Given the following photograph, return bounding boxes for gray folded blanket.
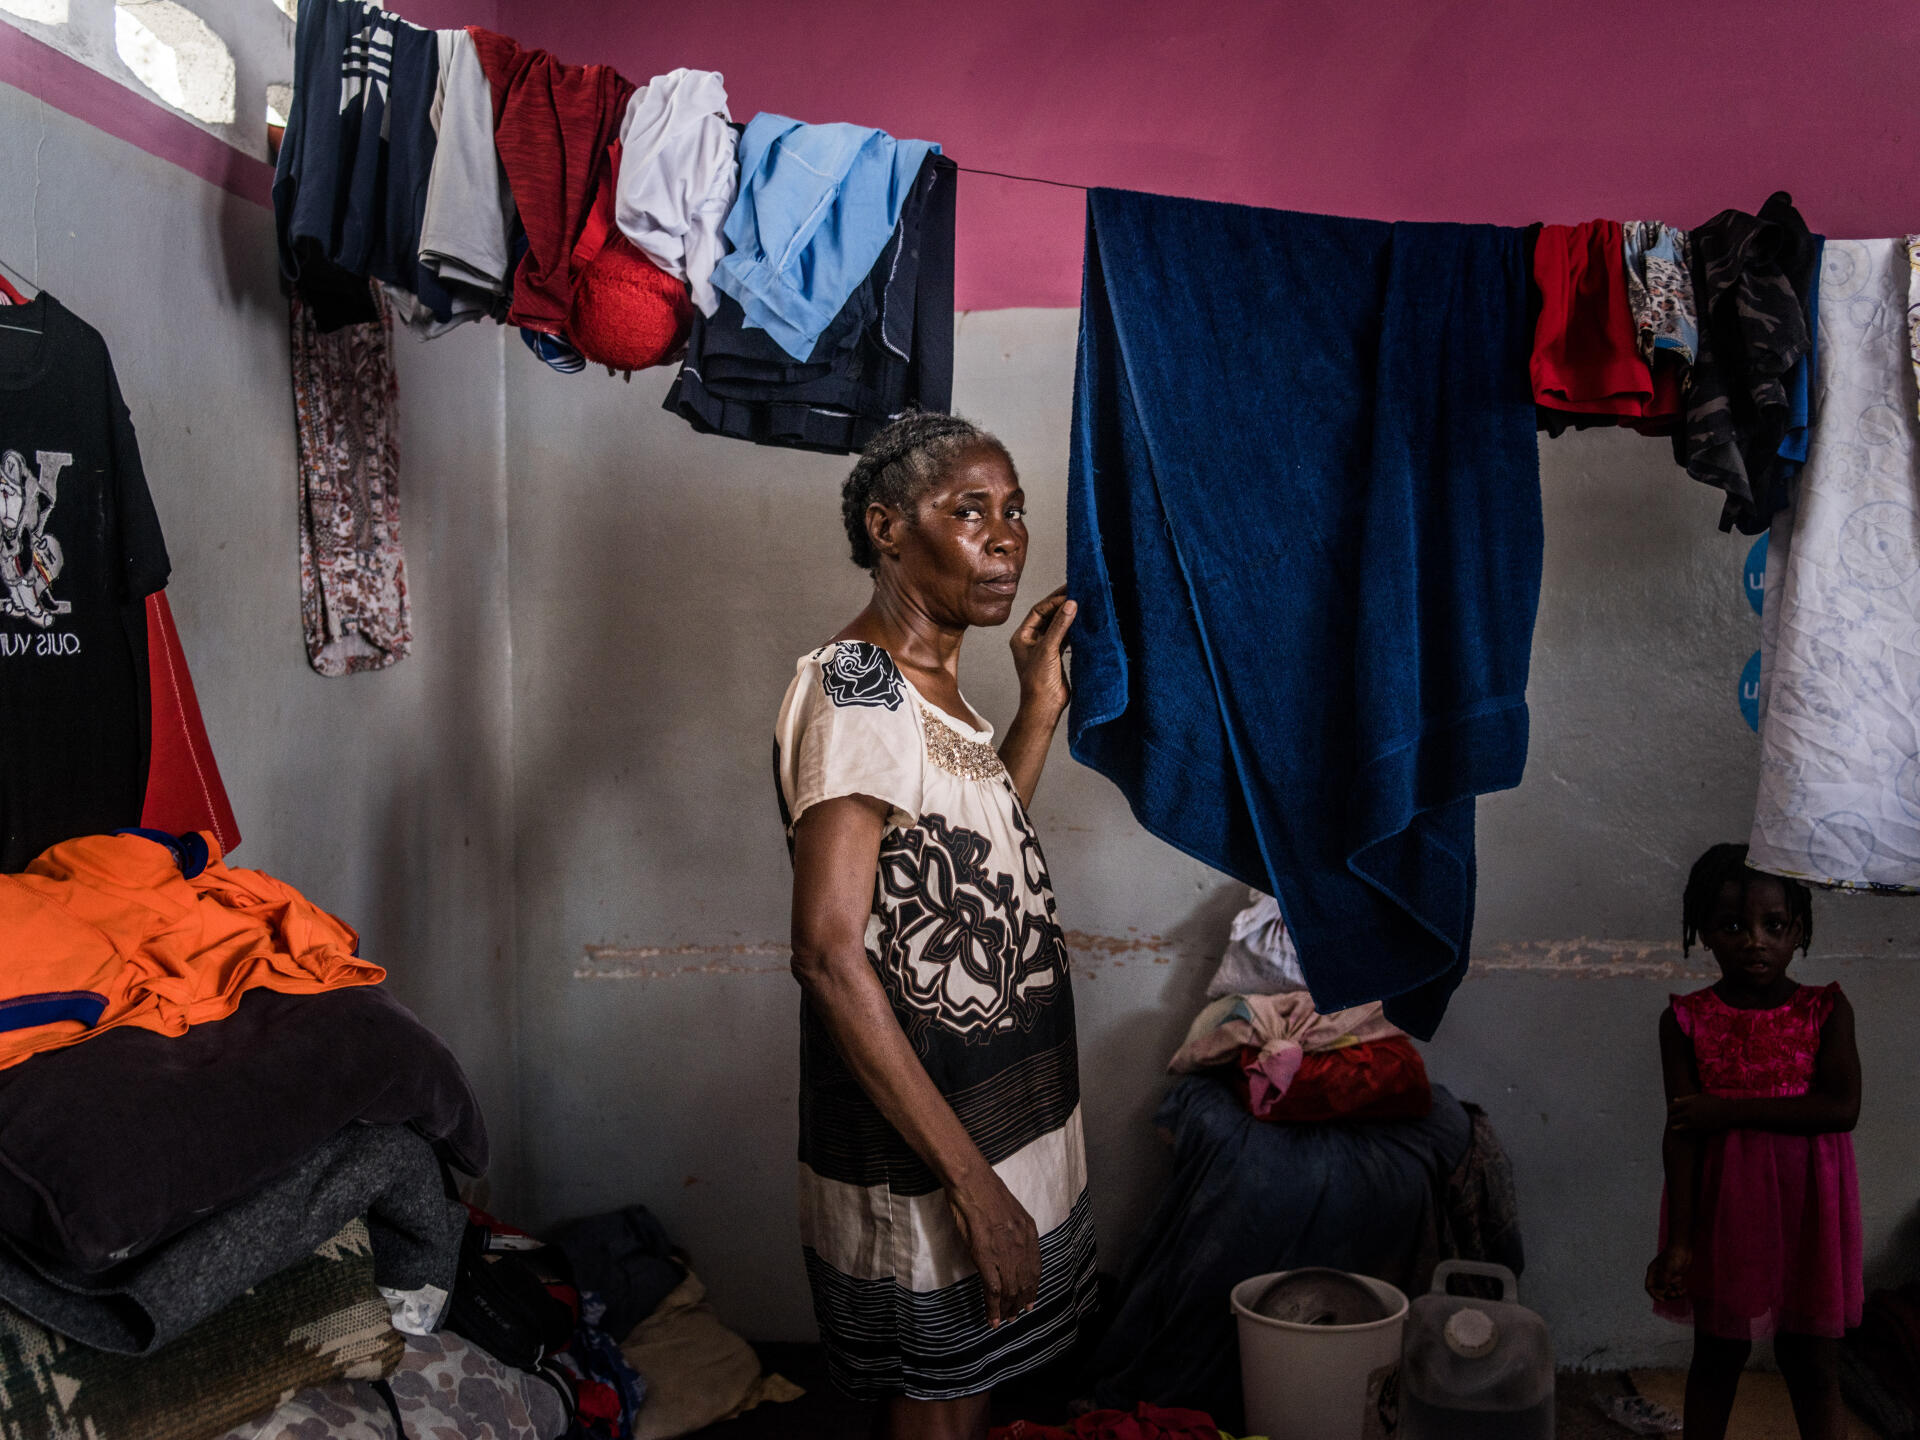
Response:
[0,1125,463,1353]
[0,984,487,1272]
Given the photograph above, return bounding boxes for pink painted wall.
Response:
[501,0,1920,311]
[12,0,1912,310]
[396,0,497,32]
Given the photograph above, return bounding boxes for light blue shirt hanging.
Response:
[712,114,938,361]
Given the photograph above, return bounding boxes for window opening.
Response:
[113,1,238,126]
[0,0,71,24]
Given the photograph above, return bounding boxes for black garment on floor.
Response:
[0,1124,463,1353]
[0,984,487,1273]
[1677,190,1816,534]
[663,155,956,455]
[446,1215,577,1371]
[547,1205,684,1339]
[0,293,170,872]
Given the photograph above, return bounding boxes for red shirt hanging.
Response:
[468,28,635,337]
[1531,219,1681,431]
[141,591,240,855]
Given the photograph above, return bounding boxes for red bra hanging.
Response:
[0,274,27,305]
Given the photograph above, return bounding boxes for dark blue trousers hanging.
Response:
[1065,189,1542,1036]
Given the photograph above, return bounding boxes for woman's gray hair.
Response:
[840,413,1013,571]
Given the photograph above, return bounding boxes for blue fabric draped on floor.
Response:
[1080,1076,1473,1428]
[1065,189,1543,1036]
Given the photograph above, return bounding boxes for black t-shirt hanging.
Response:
[0,293,170,871]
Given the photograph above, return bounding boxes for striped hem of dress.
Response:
[801,1108,1088,1292]
[802,1036,1082,1193]
[804,1188,1099,1401]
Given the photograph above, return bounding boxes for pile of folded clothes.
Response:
[0,826,488,1438]
[0,825,800,1439]
[0,826,610,1440]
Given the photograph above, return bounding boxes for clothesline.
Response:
[954,164,1089,191]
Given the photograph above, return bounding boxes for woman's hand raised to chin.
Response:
[1009,587,1077,718]
[1000,587,1078,806]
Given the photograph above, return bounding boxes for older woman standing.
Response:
[774,414,1095,1439]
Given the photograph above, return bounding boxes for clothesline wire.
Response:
[955,164,1090,192]
[0,252,35,290]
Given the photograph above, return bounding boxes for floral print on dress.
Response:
[1623,221,1698,364]
[1671,984,1835,1098]
[818,640,906,710]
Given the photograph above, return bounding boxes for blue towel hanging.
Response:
[1065,188,1544,1037]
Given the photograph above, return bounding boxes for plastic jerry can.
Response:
[1398,1261,1554,1439]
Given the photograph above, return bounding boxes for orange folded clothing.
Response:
[1236,1035,1432,1123]
[0,830,383,1070]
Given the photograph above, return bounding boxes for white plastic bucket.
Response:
[1230,1270,1409,1440]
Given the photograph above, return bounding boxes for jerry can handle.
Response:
[1430,1260,1518,1301]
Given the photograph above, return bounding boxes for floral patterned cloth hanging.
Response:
[1906,235,1920,416]
[1622,220,1698,364]
[289,283,411,676]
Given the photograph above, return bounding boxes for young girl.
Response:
[1646,843,1863,1440]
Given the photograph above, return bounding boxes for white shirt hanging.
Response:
[614,69,737,317]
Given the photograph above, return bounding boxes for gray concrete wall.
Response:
[0,81,523,1205]
[503,308,1919,1368]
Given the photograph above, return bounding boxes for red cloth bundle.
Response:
[1234,1035,1432,1123]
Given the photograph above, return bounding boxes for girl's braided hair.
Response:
[840,413,1014,571]
[1682,842,1813,956]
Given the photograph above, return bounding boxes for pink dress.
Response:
[1656,983,1863,1340]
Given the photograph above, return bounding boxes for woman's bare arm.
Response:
[1000,591,1075,806]
[998,705,1065,810]
[790,794,1040,1325]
